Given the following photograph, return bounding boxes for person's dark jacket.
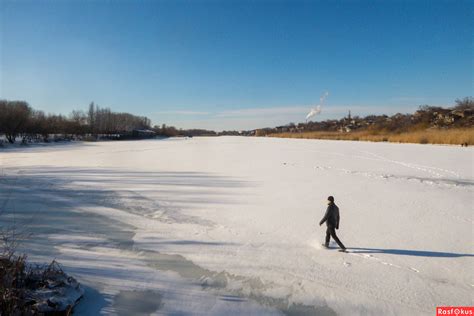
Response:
[319,202,340,229]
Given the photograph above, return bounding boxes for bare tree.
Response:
[0,100,32,144]
[454,97,474,111]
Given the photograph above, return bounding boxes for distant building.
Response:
[132,129,156,138]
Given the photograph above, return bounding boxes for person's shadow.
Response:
[348,247,474,258]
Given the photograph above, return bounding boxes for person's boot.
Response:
[322,243,329,248]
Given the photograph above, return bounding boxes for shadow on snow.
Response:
[349,247,473,258]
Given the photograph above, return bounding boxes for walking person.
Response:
[319,196,346,251]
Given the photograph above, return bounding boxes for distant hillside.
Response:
[253,97,474,145]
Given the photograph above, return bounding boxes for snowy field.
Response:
[0,137,472,315]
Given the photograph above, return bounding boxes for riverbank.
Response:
[267,128,474,146]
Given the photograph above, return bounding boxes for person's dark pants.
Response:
[325,226,346,249]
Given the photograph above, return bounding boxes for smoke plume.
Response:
[306,91,329,121]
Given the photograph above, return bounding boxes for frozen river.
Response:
[1,137,472,315]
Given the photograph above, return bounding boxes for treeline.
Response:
[255,97,474,136]
[0,100,152,144]
[153,124,217,137]
[87,103,151,135]
[152,126,243,137]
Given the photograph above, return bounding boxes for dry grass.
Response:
[267,128,474,145]
[0,254,30,315]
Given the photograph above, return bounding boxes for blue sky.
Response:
[1,0,472,131]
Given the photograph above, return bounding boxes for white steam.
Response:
[306,91,329,121]
[305,106,321,120]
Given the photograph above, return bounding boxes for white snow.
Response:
[0,137,472,315]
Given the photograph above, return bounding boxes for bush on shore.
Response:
[0,255,84,316]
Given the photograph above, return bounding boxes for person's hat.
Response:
[327,196,334,202]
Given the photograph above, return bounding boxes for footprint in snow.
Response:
[349,252,420,273]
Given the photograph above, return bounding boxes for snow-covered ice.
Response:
[0,137,472,315]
